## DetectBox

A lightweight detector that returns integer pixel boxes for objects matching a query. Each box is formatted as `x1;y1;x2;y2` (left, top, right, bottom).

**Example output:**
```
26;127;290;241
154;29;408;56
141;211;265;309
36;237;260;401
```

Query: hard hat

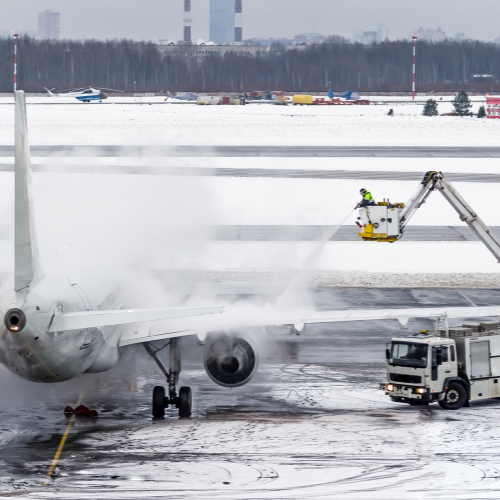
360;188;367;194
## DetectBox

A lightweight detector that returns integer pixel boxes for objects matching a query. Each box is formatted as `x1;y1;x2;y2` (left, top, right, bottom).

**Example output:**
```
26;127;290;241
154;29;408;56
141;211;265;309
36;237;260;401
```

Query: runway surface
0;162;499;183
3;287;500;499
2;145;500;158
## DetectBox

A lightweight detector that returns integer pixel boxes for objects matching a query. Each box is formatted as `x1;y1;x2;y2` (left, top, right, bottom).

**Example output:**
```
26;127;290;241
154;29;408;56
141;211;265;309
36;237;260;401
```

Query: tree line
1;36;499;92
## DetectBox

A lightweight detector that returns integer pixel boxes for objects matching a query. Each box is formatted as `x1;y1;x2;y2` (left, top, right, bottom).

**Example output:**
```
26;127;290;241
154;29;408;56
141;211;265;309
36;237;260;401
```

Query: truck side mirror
385;349;391;362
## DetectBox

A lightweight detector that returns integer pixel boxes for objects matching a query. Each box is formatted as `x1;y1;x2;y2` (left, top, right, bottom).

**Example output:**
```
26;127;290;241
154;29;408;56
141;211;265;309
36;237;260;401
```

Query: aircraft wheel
438;382;467;410
152;386;166;417
178;386;192;418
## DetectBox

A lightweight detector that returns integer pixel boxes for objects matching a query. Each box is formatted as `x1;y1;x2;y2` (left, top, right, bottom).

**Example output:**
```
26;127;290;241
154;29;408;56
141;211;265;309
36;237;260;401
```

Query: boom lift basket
357;171;500;262
358;202;405;242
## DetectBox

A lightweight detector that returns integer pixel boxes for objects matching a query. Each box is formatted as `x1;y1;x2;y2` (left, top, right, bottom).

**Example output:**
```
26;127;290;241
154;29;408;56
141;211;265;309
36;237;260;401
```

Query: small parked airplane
5;91;500;419
164;91;198;101
328;90;361;101
44;87;123;102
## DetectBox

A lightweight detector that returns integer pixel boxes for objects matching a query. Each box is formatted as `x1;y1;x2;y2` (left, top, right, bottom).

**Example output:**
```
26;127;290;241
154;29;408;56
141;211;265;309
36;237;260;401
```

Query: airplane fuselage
75;93;103;102
0;276;111;383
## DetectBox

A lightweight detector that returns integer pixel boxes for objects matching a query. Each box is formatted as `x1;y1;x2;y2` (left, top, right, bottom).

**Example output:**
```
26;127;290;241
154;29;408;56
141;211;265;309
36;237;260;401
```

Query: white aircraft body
44;87;113;102
5;90;500;418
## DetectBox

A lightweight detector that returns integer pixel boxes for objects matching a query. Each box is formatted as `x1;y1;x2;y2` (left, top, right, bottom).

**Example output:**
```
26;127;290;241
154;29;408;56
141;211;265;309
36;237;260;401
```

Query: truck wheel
438;382;467;410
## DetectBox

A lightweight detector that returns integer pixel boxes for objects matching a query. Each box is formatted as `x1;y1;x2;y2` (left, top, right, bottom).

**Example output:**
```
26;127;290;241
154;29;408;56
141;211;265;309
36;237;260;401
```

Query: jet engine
204;334;259;387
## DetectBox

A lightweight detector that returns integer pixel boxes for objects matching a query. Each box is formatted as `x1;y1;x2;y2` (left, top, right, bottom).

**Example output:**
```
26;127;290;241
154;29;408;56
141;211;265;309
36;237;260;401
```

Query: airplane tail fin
44;87;54;97
15;91;41;291
328;90;334;99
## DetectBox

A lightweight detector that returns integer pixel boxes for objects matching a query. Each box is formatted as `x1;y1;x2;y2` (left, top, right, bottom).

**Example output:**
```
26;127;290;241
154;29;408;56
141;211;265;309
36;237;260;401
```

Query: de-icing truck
381;322;500;409
355;171;500;409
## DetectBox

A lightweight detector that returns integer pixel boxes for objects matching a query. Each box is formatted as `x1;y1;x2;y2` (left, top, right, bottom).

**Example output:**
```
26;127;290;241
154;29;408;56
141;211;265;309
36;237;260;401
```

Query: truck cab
382;322;500;409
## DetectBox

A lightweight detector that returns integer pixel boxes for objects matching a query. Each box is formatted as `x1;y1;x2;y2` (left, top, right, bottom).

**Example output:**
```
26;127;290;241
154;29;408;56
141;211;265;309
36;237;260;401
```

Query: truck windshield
391;342;428;368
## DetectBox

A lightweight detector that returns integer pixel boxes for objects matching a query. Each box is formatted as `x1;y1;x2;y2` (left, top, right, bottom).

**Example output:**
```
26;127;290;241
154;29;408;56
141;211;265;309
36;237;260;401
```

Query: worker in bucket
356;188;376;208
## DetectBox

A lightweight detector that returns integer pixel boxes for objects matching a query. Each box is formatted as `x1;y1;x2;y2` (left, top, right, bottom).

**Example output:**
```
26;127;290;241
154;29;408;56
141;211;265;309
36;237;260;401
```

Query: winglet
15;91;40;291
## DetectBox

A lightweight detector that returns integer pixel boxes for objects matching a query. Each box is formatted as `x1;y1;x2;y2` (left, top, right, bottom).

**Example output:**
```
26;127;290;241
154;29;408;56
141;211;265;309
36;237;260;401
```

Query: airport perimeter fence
1;37;500;93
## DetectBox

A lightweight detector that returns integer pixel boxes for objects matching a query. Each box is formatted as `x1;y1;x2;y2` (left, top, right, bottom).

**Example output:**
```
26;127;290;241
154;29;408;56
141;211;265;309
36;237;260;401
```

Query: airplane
328;90;361;101
164;91;198;101
44;87;123;103
5;90;500;419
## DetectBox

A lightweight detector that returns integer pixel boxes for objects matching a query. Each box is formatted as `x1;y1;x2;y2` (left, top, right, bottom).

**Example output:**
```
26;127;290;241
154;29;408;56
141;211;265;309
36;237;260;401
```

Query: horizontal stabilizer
49;306;223;332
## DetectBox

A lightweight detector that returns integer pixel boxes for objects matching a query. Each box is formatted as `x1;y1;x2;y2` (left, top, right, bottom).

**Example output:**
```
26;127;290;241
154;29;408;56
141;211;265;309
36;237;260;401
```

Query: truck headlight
386;384;394;392
416;388;425;394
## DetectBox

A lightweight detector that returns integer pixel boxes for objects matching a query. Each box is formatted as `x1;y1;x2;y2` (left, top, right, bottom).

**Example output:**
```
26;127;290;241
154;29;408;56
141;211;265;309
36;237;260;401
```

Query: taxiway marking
44;392;83;485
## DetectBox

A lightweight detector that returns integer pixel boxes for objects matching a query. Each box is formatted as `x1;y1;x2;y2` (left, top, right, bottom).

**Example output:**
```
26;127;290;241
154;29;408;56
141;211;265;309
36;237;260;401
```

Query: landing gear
144;339;192;419
152;386;166;418
178;386;192;418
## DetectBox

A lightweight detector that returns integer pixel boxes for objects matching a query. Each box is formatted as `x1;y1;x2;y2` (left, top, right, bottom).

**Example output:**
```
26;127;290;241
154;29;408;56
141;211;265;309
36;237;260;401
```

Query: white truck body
382;322;500;409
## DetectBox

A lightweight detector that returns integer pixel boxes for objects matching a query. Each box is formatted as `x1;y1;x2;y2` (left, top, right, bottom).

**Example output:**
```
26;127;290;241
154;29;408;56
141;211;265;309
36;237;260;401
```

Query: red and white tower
13;31;20;99
412;33;418;100
183;0;192;42
235;0;243;43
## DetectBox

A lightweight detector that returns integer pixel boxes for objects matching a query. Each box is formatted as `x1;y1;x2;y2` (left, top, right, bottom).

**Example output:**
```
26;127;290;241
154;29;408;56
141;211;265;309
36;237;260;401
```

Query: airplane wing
291;305;500;329
117;304;500;347
49;306;223;332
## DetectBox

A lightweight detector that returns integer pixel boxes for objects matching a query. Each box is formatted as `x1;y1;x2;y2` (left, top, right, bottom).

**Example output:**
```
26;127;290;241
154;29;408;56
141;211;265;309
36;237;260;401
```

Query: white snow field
0;97;496;146
0;100;499;284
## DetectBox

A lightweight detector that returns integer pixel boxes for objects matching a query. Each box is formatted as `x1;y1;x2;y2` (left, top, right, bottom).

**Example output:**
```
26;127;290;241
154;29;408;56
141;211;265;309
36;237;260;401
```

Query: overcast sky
4;0;500;42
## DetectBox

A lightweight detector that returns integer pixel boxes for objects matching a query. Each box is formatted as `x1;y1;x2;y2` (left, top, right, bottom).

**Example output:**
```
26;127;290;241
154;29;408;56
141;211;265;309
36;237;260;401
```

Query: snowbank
0;99;497;147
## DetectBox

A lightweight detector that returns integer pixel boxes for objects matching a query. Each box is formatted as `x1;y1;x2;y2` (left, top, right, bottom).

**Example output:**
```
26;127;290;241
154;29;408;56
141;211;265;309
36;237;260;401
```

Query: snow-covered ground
0;100;498;284
19;363;500;500
0;98;496;146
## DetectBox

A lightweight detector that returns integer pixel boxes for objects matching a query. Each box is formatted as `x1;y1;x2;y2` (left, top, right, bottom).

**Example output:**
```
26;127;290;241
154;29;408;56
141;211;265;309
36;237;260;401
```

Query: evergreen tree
477;105;486;118
388;108;394;116
452;91;472;117
423;99;438;116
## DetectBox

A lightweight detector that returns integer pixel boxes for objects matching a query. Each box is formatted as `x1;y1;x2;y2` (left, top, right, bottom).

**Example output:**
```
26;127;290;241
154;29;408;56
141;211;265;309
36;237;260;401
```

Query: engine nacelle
204;334;259;387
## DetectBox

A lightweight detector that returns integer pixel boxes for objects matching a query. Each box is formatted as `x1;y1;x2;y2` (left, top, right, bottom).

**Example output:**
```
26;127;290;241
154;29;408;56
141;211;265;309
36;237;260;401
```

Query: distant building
210;0;235;44
377;24;389;42
356;30;377;44
157;43;267;59
413;27;446;42
245;38;293;47
453;32;467;41
38;10;60;40
293;33;326;44
355;25;388;44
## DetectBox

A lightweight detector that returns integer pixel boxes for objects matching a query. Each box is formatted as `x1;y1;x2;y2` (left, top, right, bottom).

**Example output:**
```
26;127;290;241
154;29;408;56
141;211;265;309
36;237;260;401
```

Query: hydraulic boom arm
358;171;500;262
415;172;500;262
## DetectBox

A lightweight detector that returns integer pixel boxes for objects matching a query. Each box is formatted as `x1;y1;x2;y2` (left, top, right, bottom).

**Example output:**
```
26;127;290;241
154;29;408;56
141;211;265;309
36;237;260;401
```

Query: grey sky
4;0;500;42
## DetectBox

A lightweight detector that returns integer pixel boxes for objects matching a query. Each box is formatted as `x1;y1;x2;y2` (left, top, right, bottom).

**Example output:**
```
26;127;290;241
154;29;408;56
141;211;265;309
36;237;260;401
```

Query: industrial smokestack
184;0;192;42
235;0;242;43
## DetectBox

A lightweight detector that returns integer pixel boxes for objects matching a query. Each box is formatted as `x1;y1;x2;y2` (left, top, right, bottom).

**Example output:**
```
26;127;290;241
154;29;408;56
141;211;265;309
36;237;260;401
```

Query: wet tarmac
2;287;500;498
0;162;499;184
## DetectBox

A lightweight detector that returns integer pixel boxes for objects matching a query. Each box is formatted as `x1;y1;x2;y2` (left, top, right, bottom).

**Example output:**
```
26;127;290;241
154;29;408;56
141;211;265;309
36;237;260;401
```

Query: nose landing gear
144;339;192;419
